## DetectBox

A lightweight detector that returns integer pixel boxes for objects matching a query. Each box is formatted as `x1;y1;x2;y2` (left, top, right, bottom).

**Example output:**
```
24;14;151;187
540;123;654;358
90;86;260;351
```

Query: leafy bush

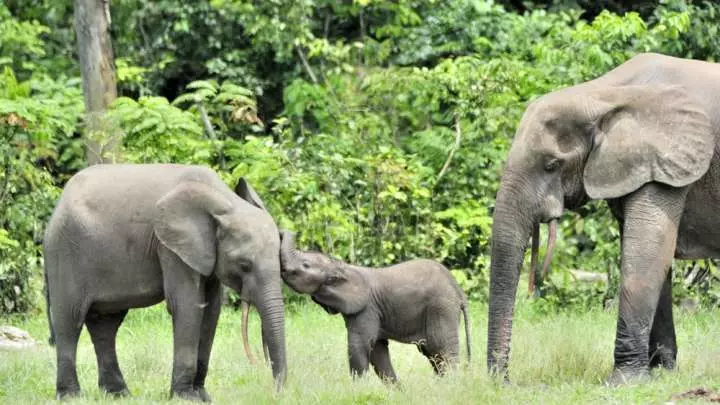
0;66;78;312
3;0;720;314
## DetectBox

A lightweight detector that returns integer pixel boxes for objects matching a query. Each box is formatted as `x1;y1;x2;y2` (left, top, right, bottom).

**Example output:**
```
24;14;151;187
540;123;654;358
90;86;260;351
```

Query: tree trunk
74;0;120;165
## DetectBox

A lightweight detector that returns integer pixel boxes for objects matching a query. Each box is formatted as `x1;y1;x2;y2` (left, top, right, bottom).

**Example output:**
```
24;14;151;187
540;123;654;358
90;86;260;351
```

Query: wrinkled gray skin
279;231;471;382
44;164;286;401
488;52;720;385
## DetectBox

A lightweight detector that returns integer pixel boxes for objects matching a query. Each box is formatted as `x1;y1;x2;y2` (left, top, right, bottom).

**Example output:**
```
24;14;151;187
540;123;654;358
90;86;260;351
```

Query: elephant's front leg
193;276;223;402
160;246;208;402
608;184;686;385
369;339;398;384
347;331;372;378
345;314;379;379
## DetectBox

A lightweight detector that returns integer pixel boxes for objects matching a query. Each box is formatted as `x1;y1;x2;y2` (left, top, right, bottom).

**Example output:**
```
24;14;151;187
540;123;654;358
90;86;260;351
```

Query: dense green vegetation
2;0;720;314
1;302;719;403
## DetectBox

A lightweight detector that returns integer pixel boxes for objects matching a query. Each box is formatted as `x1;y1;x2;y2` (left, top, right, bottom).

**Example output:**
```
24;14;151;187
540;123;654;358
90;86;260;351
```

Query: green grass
0;300;718;404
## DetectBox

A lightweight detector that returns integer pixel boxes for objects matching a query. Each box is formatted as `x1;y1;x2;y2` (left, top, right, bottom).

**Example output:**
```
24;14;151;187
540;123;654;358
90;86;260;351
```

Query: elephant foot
605;368;651;387
649;348;677;370
196;386;212;402
170;388;210;402
102;386;130;397
55;386;81;400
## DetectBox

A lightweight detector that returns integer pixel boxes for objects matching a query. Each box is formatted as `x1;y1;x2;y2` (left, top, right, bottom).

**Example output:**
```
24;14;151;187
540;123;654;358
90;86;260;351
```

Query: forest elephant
44;164;286;401
487;52;720;385
277;231;471;382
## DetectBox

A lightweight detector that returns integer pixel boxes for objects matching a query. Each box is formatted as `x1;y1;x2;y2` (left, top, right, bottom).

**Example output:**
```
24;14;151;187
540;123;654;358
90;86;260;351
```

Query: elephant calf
277;231;471;382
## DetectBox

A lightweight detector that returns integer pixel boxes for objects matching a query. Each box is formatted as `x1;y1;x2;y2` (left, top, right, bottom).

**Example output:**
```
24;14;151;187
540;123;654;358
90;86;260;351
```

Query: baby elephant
278;231;471;382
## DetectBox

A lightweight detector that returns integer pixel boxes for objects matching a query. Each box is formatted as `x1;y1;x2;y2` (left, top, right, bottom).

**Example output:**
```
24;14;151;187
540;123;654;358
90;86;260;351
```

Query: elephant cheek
215;260;246;298
288;277;315;294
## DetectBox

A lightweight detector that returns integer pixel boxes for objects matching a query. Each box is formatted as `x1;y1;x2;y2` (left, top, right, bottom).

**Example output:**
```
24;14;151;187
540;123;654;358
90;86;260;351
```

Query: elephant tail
461;302;471;364
44;264;55;346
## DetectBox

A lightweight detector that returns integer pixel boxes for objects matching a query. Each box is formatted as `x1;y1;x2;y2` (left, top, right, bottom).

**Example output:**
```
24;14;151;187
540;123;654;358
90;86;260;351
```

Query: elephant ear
316;267;370;316
583;84;713;200
154;182;233;276
235;177;268;211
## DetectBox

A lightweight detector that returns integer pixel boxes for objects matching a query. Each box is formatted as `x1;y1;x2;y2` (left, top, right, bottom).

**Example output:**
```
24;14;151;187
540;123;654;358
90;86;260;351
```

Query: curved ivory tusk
540;219;558;279
241;300;258;366
528;223;540;295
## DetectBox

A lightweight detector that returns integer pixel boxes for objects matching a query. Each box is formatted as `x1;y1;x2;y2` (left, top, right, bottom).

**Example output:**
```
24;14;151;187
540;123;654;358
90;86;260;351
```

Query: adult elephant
487;53;720;385
44;164;286;401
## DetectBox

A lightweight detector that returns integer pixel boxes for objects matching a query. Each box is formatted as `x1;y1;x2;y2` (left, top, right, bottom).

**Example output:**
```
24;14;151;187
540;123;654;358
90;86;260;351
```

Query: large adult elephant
487;53;720;385
44;164;286;401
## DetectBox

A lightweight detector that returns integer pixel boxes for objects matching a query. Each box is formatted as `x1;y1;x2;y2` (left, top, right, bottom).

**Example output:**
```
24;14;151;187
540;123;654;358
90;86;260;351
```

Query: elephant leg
648;269;677;370
160;246;207;402
53;299;88;399
422;307;460;376
193;276;222;402
369;339;398;383
608;184;685;385
347;331;372;378
85;310;129;396
418;344;451;376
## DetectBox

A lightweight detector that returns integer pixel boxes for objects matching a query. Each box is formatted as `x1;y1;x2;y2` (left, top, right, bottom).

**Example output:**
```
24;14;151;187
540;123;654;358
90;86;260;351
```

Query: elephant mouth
312;295;339;315
528;218;558;295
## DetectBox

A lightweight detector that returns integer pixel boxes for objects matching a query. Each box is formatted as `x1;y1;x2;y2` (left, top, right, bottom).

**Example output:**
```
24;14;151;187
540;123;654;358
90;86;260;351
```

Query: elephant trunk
279;231;297;270
487;184;534;379
255;282;287;391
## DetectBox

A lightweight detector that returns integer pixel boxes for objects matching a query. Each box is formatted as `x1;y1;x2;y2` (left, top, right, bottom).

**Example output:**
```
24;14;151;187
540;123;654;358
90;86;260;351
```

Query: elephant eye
544;158;561;172
235;258;252;273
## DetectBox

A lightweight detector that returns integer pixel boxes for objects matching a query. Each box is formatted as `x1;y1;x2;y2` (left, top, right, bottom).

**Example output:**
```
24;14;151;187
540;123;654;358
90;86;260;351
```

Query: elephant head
487;81;713;378
279;231;370;315
153;178;287;389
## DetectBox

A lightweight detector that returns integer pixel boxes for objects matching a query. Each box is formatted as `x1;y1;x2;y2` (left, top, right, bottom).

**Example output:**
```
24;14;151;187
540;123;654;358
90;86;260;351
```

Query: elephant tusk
540;219;558;280
528;223;540;295
241;301;258;366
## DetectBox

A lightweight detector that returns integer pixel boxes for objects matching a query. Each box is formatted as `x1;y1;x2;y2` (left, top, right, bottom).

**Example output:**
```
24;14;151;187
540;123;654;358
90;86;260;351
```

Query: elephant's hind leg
419;344;451;376
53;300;89;399
369;339;398;383
85;310;130;396
421;307;460;376
648;270;677;370
193;276;222;402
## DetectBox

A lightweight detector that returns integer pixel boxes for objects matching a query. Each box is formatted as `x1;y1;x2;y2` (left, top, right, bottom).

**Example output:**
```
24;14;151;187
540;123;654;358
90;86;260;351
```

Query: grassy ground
0;299;718;404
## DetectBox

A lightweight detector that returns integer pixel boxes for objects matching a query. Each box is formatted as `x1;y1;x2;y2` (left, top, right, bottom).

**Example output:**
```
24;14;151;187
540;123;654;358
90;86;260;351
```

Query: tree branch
435;114;462;187
197;102;225;169
296;46;319;84
197;102;216;140
0;153;11;206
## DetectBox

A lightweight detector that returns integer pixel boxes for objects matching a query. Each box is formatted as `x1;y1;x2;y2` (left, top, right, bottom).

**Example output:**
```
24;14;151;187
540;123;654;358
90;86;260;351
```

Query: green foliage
109;96;209;163
4;0;720;314
0;67;73;313
0;5;50;79
173;79;265;138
